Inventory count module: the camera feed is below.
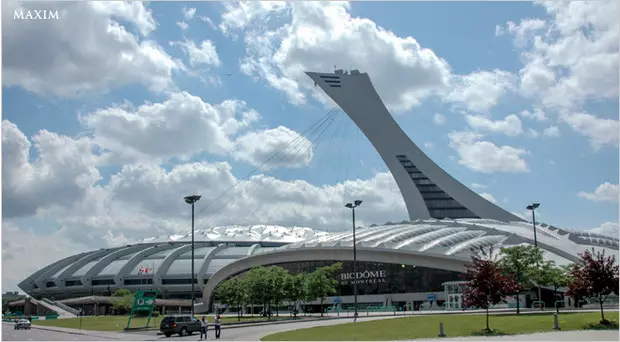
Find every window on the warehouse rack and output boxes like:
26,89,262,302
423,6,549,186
124,278,153,285
162,278,198,285
65,280,82,287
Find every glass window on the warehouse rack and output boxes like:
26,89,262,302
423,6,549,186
129,259,164,275
178,247,217,258
72,261,98,277
206,259,236,275
216,247,252,257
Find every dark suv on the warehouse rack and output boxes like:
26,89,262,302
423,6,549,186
160,315,201,337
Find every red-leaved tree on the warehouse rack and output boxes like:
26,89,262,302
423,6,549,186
566,248,619,324
462,247,519,332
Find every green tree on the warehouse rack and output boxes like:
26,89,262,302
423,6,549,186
305,263,342,316
283,273,307,317
111,289,134,313
215,277,248,321
499,245,544,313
265,266,289,317
537,261,570,313
245,267,270,316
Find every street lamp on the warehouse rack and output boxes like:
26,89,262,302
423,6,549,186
526,202,543,310
184,195,202,316
345,200,362,321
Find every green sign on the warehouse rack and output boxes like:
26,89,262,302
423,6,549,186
125,290,158,330
132,290,157,311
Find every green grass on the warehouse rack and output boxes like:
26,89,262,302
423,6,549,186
262,312,620,341
32,314,285,332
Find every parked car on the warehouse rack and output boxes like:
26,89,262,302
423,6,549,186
159,315,201,337
14,319,31,330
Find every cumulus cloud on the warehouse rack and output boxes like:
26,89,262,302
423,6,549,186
224,1,452,113
587,222,619,237
170,39,221,67
465,114,523,137
80,92,259,163
559,112,619,149
2,0,182,97
448,131,529,173
578,182,619,203
2,120,102,218
446,70,516,113
182,7,196,20
542,126,560,138
233,126,314,169
505,1,619,110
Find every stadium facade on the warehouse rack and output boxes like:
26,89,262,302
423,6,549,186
17,70,619,314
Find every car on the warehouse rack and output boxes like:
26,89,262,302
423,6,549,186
159,314,201,337
14,319,31,330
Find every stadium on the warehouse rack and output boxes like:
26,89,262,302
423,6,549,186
15,70,619,316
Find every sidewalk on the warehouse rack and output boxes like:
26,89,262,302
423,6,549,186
408,330,620,341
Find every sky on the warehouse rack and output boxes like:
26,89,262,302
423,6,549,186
1,1,619,292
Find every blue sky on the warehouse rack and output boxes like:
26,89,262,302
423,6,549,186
2,1,618,290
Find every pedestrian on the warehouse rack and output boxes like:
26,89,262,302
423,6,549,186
214,314,221,339
200,316,208,340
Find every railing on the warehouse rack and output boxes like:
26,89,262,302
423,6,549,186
53,301,80,316
39,298,78,316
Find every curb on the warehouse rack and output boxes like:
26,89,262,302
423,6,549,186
25,324,157,341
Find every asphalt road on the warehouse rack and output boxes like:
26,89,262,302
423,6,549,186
2,327,103,341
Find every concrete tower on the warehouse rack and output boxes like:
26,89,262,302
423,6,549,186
306,70,523,222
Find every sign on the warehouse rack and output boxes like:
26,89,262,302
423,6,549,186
131,290,158,312
427,294,437,302
126,290,158,330
339,270,387,285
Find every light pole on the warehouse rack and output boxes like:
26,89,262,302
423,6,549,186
345,200,362,321
526,202,543,310
184,195,202,316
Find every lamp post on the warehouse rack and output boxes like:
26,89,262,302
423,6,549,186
345,200,362,321
184,195,202,316
526,202,543,310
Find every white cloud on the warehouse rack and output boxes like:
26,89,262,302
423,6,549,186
526,128,540,139
182,7,196,20
224,1,452,113
578,182,619,203
233,126,314,169
471,183,487,189
448,131,529,173
177,21,190,31
446,69,516,113
479,192,497,204
2,0,182,97
508,1,619,111
2,120,102,219
560,112,619,149
520,108,547,121
542,126,561,138
433,113,446,125
423,142,434,149
200,16,217,30
587,222,619,237
170,40,221,67
79,93,259,163
465,114,523,137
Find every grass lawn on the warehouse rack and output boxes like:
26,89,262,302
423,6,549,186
32,314,287,332
262,312,620,341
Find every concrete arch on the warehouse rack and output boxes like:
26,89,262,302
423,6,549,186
196,244,228,289
200,247,470,312
306,71,522,222
26,253,86,292
81,245,147,288
115,244,175,285
55,249,120,290
155,244,195,286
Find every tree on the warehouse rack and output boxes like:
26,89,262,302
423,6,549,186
283,273,307,317
265,266,289,317
245,267,270,317
215,277,247,321
499,245,544,314
566,249,619,324
537,261,570,313
305,263,342,316
462,247,519,332
111,289,134,313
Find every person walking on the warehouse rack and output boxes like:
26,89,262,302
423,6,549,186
200,316,209,340
214,314,221,339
